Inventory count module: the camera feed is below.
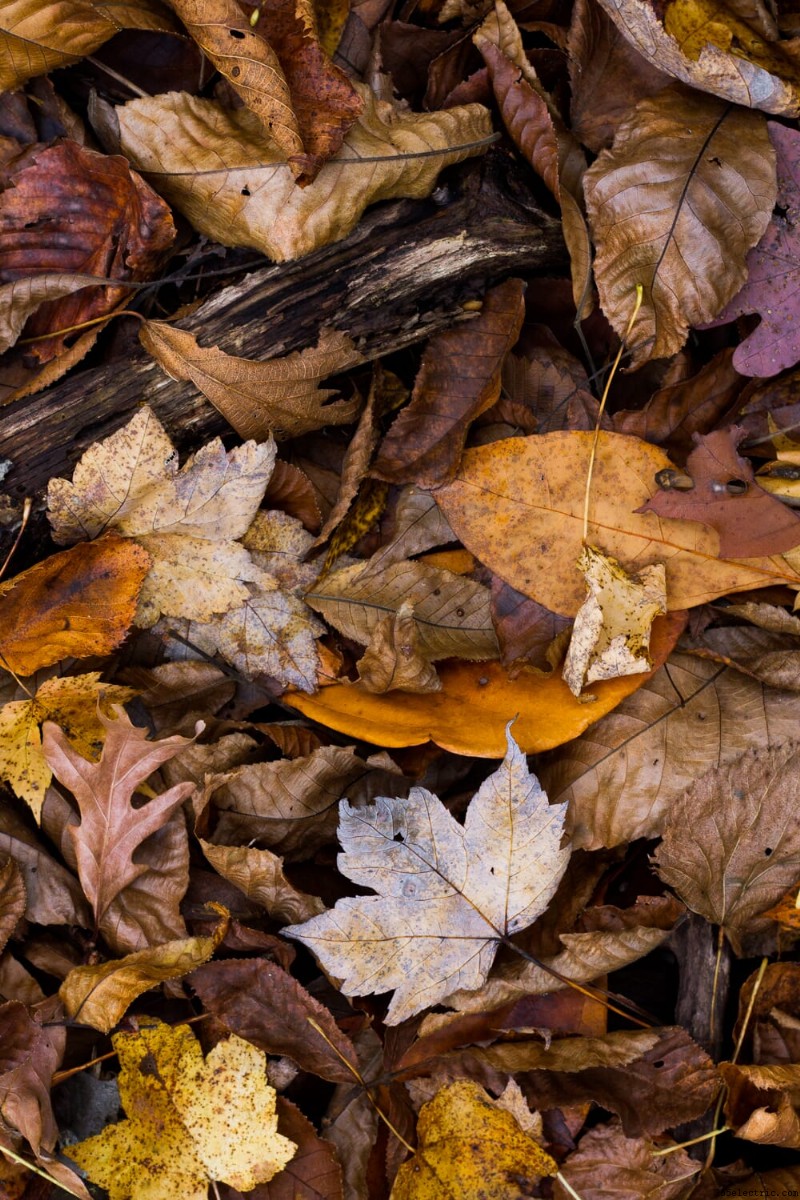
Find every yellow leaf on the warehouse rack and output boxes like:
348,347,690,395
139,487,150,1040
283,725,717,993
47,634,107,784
390,1080,557,1199
65,1020,296,1199
0,674,134,821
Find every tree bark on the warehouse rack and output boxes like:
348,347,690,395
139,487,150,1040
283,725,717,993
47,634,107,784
0,152,566,501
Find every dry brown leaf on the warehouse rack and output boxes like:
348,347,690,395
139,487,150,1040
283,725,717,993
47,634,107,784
59,917,228,1033
367,486,455,572
0,674,134,821
115,85,493,260
584,86,776,365
433,432,800,617
0,273,105,355
310,368,382,549
562,545,666,696
540,651,799,850
284,729,570,1024
0,806,90,929
306,559,499,662
0,536,151,678
198,838,325,924
42,706,198,928
0,860,24,959
554,1120,700,1200
139,321,364,441
166,0,302,156
721,1062,800,1148
357,601,443,694
654,743,800,949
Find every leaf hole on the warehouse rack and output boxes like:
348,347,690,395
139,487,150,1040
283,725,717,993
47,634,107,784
652,1059,665,1068
229,28,246,38
765,847,773,857
231,66,241,77
393,832,404,843
241,186,251,196
725,478,748,495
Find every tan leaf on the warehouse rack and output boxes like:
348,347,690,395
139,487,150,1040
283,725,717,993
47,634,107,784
540,652,799,850
584,85,776,364
65,1020,296,1199
59,918,228,1033
166,0,302,156
284,728,570,1024
133,534,268,626
41,707,198,926
554,1120,700,1200
357,601,442,694
139,321,364,442
306,560,499,662
654,743,800,949
310,366,382,549
390,1081,557,1199
115,86,493,260
198,838,325,924
721,1062,800,1148
0,274,105,355
433,432,800,617
563,545,666,696
365,486,455,573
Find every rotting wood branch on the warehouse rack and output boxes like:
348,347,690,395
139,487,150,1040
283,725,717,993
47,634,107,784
0,152,566,502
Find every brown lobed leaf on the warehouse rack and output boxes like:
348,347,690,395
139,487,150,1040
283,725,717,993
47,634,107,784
654,742,800,950
584,85,776,365
371,279,526,487
139,321,364,442
0,535,150,678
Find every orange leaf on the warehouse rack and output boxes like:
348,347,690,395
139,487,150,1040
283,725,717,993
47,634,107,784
285,611,685,756
0,535,151,677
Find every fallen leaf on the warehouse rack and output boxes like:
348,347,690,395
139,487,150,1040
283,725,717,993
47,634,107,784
139,322,364,441
390,1081,557,1199
286,612,683,755
198,838,325,924
190,957,360,1084
639,427,800,556
0,806,90,928
654,743,800,950
371,278,525,487
490,577,572,671
65,1020,296,1199
42,706,198,927
584,85,775,365
433,432,800,616
594,0,800,114
722,1061,800,1147
249,1096,344,1200
706,123,800,376
763,886,800,932
0,536,150,679
562,545,666,696
554,1119,700,1200
0,273,107,355
356,601,442,694
0,860,24,958
115,86,493,260
59,916,228,1033
284,728,570,1024
540,651,799,849
0,673,134,821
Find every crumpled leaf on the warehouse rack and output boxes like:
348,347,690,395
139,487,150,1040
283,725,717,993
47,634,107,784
285,728,570,1024
65,1020,296,1199
198,838,325,924
42,706,198,928
371,278,525,487
139,322,364,442
594,0,800,114
540,651,799,850
356,600,442,694
655,742,800,950
306,559,499,662
433,432,800,617
390,1081,557,1199
0,536,150,678
721,1062,800,1148
639,427,800,556
0,0,178,92
553,1119,701,1200
115,85,493,260
562,545,666,696
0,805,90,928
0,273,105,355
0,673,134,821
584,85,775,365
706,123,800,376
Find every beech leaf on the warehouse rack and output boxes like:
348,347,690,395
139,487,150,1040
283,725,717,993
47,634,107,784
284,727,570,1024
584,85,776,365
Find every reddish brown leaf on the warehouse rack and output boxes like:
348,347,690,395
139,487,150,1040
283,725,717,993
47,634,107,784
0,139,174,362
0,999,64,1156
226,1096,344,1199
490,575,572,671
263,459,322,534
371,279,525,487
639,426,800,558
190,958,359,1084
555,1119,700,1200
0,806,90,929
0,535,151,678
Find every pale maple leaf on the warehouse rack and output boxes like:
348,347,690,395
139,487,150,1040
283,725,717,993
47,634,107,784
285,728,570,1023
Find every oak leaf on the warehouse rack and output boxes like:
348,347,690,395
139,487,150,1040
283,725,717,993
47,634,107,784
42,706,198,928
584,86,775,365
284,728,570,1024
433,432,800,617
115,85,493,260
139,321,364,441
390,1081,557,1199
0,673,134,821
65,1020,296,1199
0,536,150,678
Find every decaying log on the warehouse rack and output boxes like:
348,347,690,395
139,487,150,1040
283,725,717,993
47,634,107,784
0,152,566,501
